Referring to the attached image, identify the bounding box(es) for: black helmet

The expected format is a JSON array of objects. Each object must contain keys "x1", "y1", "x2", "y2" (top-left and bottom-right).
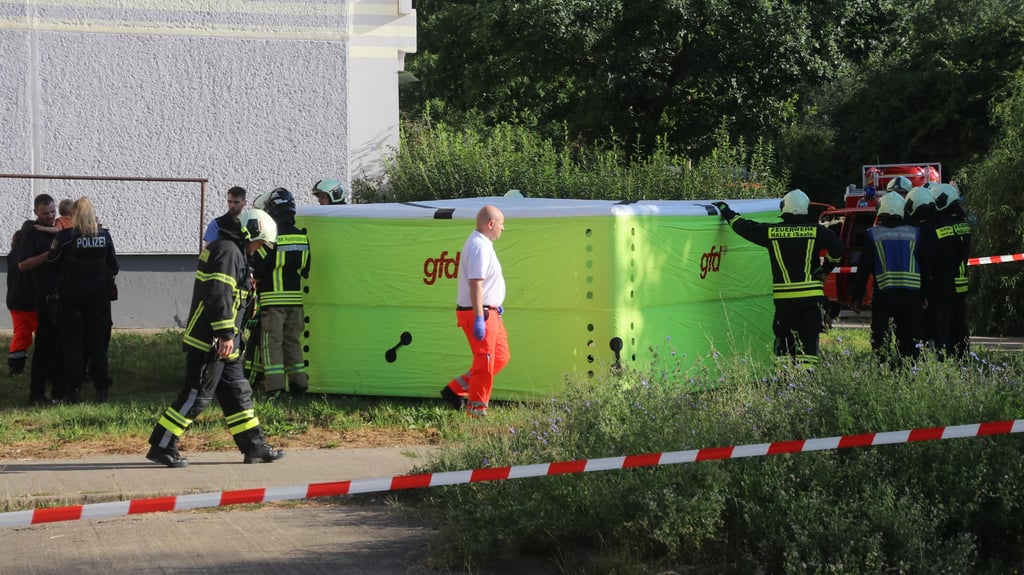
[{"x1": 265, "y1": 187, "x2": 296, "y2": 217}]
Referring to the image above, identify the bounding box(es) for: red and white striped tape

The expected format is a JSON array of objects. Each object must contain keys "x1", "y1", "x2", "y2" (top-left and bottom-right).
[
  {"x1": 2, "y1": 419, "x2": 1022, "y2": 529},
  {"x1": 831, "y1": 252, "x2": 1024, "y2": 275}
]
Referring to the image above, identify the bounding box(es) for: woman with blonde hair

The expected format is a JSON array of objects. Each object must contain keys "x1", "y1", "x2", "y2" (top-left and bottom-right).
[{"x1": 46, "y1": 196, "x2": 119, "y2": 403}]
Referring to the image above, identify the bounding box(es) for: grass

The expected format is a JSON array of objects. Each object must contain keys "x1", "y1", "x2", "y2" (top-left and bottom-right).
[{"x1": 0, "y1": 329, "x2": 520, "y2": 457}]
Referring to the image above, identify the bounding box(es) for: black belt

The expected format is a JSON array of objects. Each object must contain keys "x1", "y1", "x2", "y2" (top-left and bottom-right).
[{"x1": 456, "y1": 305, "x2": 493, "y2": 311}]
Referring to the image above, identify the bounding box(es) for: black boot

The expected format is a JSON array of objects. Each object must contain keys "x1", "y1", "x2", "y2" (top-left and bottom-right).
[
  {"x1": 440, "y1": 386, "x2": 466, "y2": 409},
  {"x1": 244, "y1": 443, "x2": 285, "y2": 464},
  {"x1": 146, "y1": 445, "x2": 189, "y2": 468},
  {"x1": 8, "y1": 355, "x2": 26, "y2": 376}
]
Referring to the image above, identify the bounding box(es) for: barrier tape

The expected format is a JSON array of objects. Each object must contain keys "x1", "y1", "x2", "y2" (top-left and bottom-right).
[
  {"x1": 2, "y1": 419, "x2": 1022, "y2": 529},
  {"x1": 831, "y1": 252, "x2": 1024, "y2": 275}
]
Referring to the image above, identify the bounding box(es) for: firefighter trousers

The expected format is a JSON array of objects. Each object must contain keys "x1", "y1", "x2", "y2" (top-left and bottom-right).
[
  {"x1": 259, "y1": 305, "x2": 308, "y2": 393},
  {"x1": 446, "y1": 308, "x2": 510, "y2": 417},
  {"x1": 772, "y1": 302, "x2": 823, "y2": 368},
  {"x1": 149, "y1": 350, "x2": 266, "y2": 455}
]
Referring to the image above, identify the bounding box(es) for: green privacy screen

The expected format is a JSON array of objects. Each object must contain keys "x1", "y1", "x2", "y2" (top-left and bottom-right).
[{"x1": 294, "y1": 197, "x2": 782, "y2": 400}]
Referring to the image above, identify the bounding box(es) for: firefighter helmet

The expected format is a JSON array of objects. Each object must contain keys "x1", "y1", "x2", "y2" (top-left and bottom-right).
[
  {"x1": 780, "y1": 189, "x2": 810, "y2": 215},
  {"x1": 877, "y1": 191, "x2": 906, "y2": 217},
  {"x1": 886, "y1": 176, "x2": 913, "y2": 193},
  {"x1": 904, "y1": 187, "x2": 935, "y2": 217},
  {"x1": 312, "y1": 178, "x2": 349, "y2": 205},
  {"x1": 930, "y1": 183, "x2": 960, "y2": 211},
  {"x1": 265, "y1": 187, "x2": 296, "y2": 217},
  {"x1": 239, "y1": 208, "x2": 278, "y2": 247}
]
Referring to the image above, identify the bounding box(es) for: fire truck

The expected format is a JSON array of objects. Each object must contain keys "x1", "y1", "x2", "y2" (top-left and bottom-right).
[{"x1": 818, "y1": 163, "x2": 942, "y2": 319}]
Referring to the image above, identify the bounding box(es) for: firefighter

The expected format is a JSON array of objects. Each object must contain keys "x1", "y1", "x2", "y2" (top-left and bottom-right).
[
  {"x1": 251, "y1": 188, "x2": 311, "y2": 400},
  {"x1": 146, "y1": 208, "x2": 285, "y2": 468},
  {"x1": 930, "y1": 183, "x2": 972, "y2": 359},
  {"x1": 714, "y1": 190, "x2": 843, "y2": 369},
  {"x1": 904, "y1": 187, "x2": 942, "y2": 349},
  {"x1": 311, "y1": 178, "x2": 350, "y2": 205},
  {"x1": 851, "y1": 192, "x2": 931, "y2": 362}
]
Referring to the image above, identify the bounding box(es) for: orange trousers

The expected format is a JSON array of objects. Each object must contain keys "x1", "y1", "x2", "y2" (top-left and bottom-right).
[
  {"x1": 446, "y1": 308, "x2": 510, "y2": 417},
  {"x1": 9, "y1": 310, "x2": 38, "y2": 354}
]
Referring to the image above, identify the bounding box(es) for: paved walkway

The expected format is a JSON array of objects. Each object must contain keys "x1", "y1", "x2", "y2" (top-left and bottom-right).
[{"x1": 0, "y1": 447, "x2": 525, "y2": 575}]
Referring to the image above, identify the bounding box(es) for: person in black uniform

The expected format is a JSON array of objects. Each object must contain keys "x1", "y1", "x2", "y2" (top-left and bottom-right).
[
  {"x1": 251, "y1": 187, "x2": 311, "y2": 400},
  {"x1": 714, "y1": 190, "x2": 843, "y2": 369},
  {"x1": 850, "y1": 192, "x2": 931, "y2": 362},
  {"x1": 17, "y1": 194, "x2": 65, "y2": 404},
  {"x1": 146, "y1": 207, "x2": 285, "y2": 468},
  {"x1": 930, "y1": 183, "x2": 972, "y2": 359},
  {"x1": 46, "y1": 196, "x2": 119, "y2": 403}
]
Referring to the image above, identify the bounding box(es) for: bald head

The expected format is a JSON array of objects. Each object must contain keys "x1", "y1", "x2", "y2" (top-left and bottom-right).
[{"x1": 476, "y1": 205, "x2": 505, "y2": 241}]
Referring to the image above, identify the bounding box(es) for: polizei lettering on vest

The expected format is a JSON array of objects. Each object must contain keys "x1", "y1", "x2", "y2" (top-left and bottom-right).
[{"x1": 76, "y1": 236, "x2": 107, "y2": 249}]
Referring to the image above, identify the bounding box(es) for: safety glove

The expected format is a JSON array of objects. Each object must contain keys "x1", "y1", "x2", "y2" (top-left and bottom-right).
[
  {"x1": 473, "y1": 316, "x2": 486, "y2": 341},
  {"x1": 712, "y1": 202, "x2": 737, "y2": 221}
]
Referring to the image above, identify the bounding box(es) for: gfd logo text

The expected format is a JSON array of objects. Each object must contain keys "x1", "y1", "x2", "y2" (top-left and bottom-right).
[
  {"x1": 700, "y1": 245, "x2": 728, "y2": 279},
  {"x1": 424, "y1": 250, "x2": 460, "y2": 285}
]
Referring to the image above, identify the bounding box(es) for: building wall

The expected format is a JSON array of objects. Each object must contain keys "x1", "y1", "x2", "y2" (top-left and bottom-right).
[{"x1": 0, "y1": 0, "x2": 415, "y2": 328}]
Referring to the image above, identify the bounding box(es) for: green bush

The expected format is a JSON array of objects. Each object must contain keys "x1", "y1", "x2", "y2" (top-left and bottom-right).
[
  {"x1": 355, "y1": 112, "x2": 788, "y2": 203},
  {"x1": 415, "y1": 340, "x2": 1024, "y2": 573},
  {"x1": 960, "y1": 71, "x2": 1024, "y2": 336}
]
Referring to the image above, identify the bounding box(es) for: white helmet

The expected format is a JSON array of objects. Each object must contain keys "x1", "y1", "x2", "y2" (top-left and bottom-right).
[
  {"x1": 239, "y1": 208, "x2": 278, "y2": 247},
  {"x1": 877, "y1": 191, "x2": 906, "y2": 217},
  {"x1": 886, "y1": 176, "x2": 913, "y2": 193},
  {"x1": 904, "y1": 187, "x2": 935, "y2": 217},
  {"x1": 930, "y1": 183, "x2": 960, "y2": 211},
  {"x1": 780, "y1": 189, "x2": 810, "y2": 215},
  {"x1": 312, "y1": 178, "x2": 350, "y2": 205}
]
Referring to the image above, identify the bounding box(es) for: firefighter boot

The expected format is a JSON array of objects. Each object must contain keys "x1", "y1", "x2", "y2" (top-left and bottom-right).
[
  {"x1": 244, "y1": 443, "x2": 285, "y2": 464},
  {"x1": 146, "y1": 445, "x2": 189, "y2": 468}
]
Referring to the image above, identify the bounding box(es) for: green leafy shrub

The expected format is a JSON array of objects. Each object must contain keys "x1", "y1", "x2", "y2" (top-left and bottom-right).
[{"x1": 415, "y1": 339, "x2": 1024, "y2": 573}]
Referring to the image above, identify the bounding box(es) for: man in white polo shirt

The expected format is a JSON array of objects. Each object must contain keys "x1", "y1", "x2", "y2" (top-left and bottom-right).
[{"x1": 440, "y1": 205, "x2": 510, "y2": 417}]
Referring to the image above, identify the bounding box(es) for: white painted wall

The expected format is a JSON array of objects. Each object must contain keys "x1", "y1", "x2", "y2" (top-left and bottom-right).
[
  {"x1": 0, "y1": 0, "x2": 415, "y2": 327},
  {"x1": 0, "y1": 0, "x2": 415, "y2": 254}
]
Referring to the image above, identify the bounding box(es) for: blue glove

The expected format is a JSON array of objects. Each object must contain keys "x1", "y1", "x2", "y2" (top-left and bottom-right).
[
  {"x1": 473, "y1": 316, "x2": 486, "y2": 341},
  {"x1": 496, "y1": 305, "x2": 504, "y2": 316}
]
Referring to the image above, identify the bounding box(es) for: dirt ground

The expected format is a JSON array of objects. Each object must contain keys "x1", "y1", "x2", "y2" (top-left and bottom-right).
[{"x1": 2, "y1": 426, "x2": 440, "y2": 461}]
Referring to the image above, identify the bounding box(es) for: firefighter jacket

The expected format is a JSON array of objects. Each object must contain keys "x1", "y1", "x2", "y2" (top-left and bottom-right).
[
  {"x1": 851, "y1": 216, "x2": 931, "y2": 303},
  {"x1": 48, "y1": 226, "x2": 119, "y2": 301},
  {"x1": 181, "y1": 232, "x2": 253, "y2": 358},
  {"x1": 726, "y1": 213, "x2": 842, "y2": 305},
  {"x1": 251, "y1": 217, "x2": 310, "y2": 307},
  {"x1": 935, "y1": 209, "x2": 971, "y2": 296}
]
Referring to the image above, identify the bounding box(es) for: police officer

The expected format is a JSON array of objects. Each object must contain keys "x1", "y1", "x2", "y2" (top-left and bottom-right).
[
  {"x1": 46, "y1": 197, "x2": 119, "y2": 403},
  {"x1": 311, "y1": 178, "x2": 350, "y2": 205},
  {"x1": 931, "y1": 183, "x2": 972, "y2": 359},
  {"x1": 851, "y1": 192, "x2": 931, "y2": 362},
  {"x1": 146, "y1": 208, "x2": 285, "y2": 468},
  {"x1": 252, "y1": 188, "x2": 311, "y2": 399},
  {"x1": 714, "y1": 190, "x2": 843, "y2": 368}
]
